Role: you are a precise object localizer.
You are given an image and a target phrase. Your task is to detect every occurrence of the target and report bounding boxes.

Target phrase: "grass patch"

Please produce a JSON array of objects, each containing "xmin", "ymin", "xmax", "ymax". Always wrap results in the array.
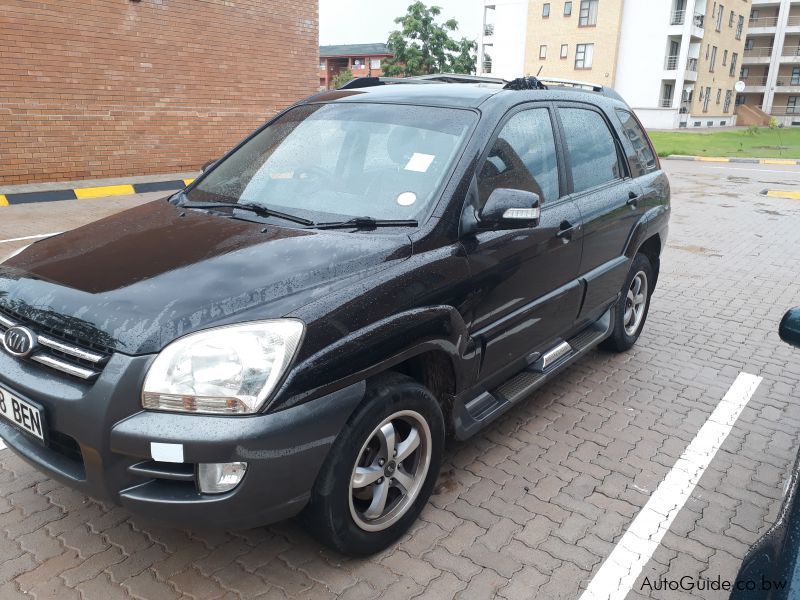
[{"xmin": 649, "ymin": 127, "xmax": 800, "ymax": 159}]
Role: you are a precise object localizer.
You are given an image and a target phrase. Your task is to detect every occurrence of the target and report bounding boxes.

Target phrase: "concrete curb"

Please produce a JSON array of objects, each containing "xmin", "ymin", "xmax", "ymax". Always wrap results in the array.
[
  {"xmin": 0, "ymin": 177, "xmax": 195, "ymax": 207},
  {"xmin": 663, "ymin": 155, "xmax": 800, "ymax": 165}
]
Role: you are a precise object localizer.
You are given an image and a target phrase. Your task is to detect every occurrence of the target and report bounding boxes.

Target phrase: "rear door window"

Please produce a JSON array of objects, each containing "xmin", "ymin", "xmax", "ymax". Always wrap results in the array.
[
  {"xmin": 558, "ymin": 107, "xmax": 623, "ymax": 194},
  {"xmin": 615, "ymin": 109, "xmax": 658, "ymax": 176}
]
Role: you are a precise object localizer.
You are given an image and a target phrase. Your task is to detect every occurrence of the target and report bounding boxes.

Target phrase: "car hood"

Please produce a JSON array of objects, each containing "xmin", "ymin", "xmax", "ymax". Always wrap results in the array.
[{"xmin": 0, "ymin": 200, "xmax": 411, "ymax": 355}]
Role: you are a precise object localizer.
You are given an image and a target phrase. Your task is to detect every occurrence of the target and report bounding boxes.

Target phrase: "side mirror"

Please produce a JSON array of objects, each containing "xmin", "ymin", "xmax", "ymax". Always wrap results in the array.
[
  {"xmin": 780, "ymin": 308, "xmax": 800, "ymax": 349},
  {"xmin": 479, "ymin": 188, "xmax": 541, "ymax": 229},
  {"xmin": 201, "ymin": 159, "xmax": 218, "ymax": 172}
]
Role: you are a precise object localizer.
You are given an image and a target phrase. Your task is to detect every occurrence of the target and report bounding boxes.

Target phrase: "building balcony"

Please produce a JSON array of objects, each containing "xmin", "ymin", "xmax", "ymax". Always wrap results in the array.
[
  {"xmin": 775, "ymin": 77, "xmax": 800, "ymax": 93},
  {"xmin": 743, "ymin": 47, "xmax": 774, "ymax": 63},
  {"xmin": 484, "ymin": 23, "xmax": 495, "ymax": 36},
  {"xmin": 770, "ymin": 105, "xmax": 800, "ymax": 116},
  {"xmin": 748, "ymin": 16, "xmax": 779, "ymax": 32},
  {"xmin": 664, "ymin": 55, "xmax": 679, "ymax": 70},
  {"xmin": 780, "ymin": 46, "xmax": 800, "ymax": 62},
  {"xmin": 659, "ymin": 98, "xmax": 674, "ymax": 108}
]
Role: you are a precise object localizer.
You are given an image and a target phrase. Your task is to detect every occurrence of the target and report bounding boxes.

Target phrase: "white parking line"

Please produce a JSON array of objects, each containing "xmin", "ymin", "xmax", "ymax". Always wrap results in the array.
[
  {"xmin": 0, "ymin": 232, "xmax": 62, "ymax": 244},
  {"xmin": 580, "ymin": 372, "xmax": 763, "ymax": 600}
]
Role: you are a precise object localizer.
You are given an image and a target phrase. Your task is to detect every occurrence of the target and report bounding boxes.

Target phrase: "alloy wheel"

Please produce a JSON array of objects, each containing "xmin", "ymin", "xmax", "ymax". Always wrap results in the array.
[
  {"xmin": 348, "ymin": 410, "xmax": 432, "ymax": 532},
  {"xmin": 624, "ymin": 271, "xmax": 648, "ymax": 336}
]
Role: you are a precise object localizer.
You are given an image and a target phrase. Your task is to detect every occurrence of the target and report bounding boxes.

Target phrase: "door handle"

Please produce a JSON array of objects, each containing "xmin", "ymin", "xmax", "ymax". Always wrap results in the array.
[
  {"xmin": 627, "ymin": 191, "xmax": 640, "ymax": 207},
  {"xmin": 556, "ymin": 221, "xmax": 576, "ymax": 241}
]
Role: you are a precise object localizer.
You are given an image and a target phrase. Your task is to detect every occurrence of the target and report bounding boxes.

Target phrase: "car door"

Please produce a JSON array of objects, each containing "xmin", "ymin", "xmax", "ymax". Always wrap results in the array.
[
  {"xmin": 556, "ymin": 103, "xmax": 645, "ymax": 323},
  {"xmin": 462, "ymin": 104, "xmax": 583, "ymax": 382}
]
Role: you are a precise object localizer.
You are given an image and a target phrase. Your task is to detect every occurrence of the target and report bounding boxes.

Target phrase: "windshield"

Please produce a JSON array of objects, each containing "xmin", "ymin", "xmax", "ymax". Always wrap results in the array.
[{"xmin": 186, "ymin": 103, "xmax": 477, "ymax": 224}]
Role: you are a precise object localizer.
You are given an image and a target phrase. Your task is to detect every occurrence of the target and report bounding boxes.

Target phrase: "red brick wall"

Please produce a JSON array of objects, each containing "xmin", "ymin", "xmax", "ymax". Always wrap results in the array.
[{"xmin": 0, "ymin": 0, "xmax": 318, "ymax": 185}]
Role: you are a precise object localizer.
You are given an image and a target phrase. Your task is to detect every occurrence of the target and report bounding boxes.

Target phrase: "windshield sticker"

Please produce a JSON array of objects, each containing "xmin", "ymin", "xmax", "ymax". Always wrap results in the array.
[
  {"xmin": 405, "ymin": 153, "xmax": 435, "ymax": 173},
  {"xmin": 397, "ymin": 192, "xmax": 417, "ymax": 206}
]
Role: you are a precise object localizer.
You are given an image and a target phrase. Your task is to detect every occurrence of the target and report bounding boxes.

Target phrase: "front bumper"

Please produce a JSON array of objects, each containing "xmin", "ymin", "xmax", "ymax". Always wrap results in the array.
[{"xmin": 0, "ymin": 350, "xmax": 365, "ymax": 529}]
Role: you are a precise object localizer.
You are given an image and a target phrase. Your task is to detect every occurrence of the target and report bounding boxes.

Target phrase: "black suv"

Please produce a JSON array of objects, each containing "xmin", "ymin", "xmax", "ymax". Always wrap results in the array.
[{"xmin": 0, "ymin": 76, "xmax": 669, "ymax": 556}]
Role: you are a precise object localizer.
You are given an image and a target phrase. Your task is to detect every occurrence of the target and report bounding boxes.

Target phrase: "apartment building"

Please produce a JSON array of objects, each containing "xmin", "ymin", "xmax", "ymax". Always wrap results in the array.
[
  {"xmin": 319, "ymin": 44, "xmax": 393, "ymax": 90},
  {"xmin": 479, "ymin": 0, "xmax": 751, "ymax": 129},
  {"xmin": 737, "ymin": 0, "xmax": 800, "ymax": 125}
]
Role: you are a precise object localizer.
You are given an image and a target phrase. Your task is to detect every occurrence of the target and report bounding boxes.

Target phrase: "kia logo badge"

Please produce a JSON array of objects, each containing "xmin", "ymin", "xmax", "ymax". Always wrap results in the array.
[{"xmin": 3, "ymin": 326, "xmax": 37, "ymax": 358}]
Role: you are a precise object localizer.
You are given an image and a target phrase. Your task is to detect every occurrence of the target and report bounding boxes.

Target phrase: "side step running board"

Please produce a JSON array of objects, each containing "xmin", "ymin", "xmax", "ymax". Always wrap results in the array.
[{"xmin": 455, "ymin": 308, "xmax": 613, "ymax": 439}]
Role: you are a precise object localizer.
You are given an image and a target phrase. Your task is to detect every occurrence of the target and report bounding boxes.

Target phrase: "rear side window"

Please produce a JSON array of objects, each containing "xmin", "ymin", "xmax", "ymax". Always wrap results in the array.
[
  {"xmin": 615, "ymin": 109, "xmax": 657, "ymax": 176},
  {"xmin": 478, "ymin": 108, "xmax": 559, "ymax": 205},
  {"xmin": 559, "ymin": 107, "xmax": 622, "ymax": 193}
]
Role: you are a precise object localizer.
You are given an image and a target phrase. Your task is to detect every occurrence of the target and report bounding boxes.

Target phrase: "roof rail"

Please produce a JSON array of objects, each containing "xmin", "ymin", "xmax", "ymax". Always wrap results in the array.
[
  {"xmin": 535, "ymin": 77, "xmax": 603, "ymax": 91},
  {"xmin": 535, "ymin": 77, "xmax": 625, "ymax": 101},
  {"xmin": 412, "ymin": 73, "xmax": 508, "ymax": 85},
  {"xmin": 338, "ymin": 76, "xmax": 434, "ymax": 89},
  {"xmin": 338, "ymin": 74, "xmax": 508, "ymax": 90}
]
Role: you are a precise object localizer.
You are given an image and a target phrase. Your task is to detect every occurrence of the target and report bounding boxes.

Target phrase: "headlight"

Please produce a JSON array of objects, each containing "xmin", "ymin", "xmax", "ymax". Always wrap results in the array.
[{"xmin": 142, "ymin": 320, "xmax": 304, "ymax": 414}]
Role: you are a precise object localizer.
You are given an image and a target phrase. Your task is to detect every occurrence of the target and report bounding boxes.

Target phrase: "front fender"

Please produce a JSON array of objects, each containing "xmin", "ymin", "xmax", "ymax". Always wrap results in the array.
[{"xmin": 268, "ymin": 305, "xmax": 476, "ymax": 412}]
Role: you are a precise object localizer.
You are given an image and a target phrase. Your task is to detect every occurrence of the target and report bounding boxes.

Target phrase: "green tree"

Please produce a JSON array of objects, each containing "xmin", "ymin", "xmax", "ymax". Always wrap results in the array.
[
  {"xmin": 331, "ymin": 69, "xmax": 354, "ymax": 89},
  {"xmin": 382, "ymin": 2, "xmax": 476, "ymax": 77}
]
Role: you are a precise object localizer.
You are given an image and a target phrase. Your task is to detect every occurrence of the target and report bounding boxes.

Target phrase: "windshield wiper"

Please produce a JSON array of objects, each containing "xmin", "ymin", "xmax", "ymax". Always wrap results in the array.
[
  {"xmin": 311, "ymin": 217, "xmax": 419, "ymax": 230},
  {"xmin": 180, "ymin": 201, "xmax": 314, "ymax": 226}
]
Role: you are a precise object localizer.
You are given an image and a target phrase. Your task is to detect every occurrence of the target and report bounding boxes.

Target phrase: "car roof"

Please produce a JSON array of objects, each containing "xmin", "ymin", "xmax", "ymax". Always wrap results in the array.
[{"xmin": 303, "ymin": 81, "xmax": 628, "ymax": 111}]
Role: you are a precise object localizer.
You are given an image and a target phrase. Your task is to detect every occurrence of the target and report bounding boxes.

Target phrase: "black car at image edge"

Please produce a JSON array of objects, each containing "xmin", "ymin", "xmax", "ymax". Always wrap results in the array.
[{"xmin": 0, "ymin": 75, "xmax": 670, "ymax": 555}]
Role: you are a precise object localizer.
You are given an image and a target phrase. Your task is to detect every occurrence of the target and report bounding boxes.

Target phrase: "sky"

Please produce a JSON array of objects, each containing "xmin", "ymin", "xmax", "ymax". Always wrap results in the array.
[{"xmin": 319, "ymin": 0, "xmax": 482, "ymax": 47}]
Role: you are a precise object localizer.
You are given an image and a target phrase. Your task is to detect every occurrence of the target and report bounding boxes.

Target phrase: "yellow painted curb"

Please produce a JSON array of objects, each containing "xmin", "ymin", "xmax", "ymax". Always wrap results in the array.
[
  {"xmin": 0, "ymin": 195, "xmax": 8, "ymax": 207},
  {"xmin": 183, "ymin": 178, "xmax": 195, "ymax": 186},
  {"xmin": 766, "ymin": 190, "xmax": 800, "ymax": 200},
  {"xmin": 696, "ymin": 157, "xmax": 731, "ymax": 163},
  {"xmin": 761, "ymin": 159, "xmax": 797, "ymax": 165},
  {"xmin": 74, "ymin": 184, "xmax": 136, "ymax": 199}
]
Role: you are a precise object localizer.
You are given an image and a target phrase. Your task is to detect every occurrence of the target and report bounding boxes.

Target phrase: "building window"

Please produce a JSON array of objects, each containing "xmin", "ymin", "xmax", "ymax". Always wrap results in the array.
[
  {"xmin": 724, "ymin": 90, "xmax": 732, "ymax": 113},
  {"xmin": 703, "ymin": 86, "xmax": 711, "ymax": 112},
  {"xmin": 705, "ymin": 44, "xmax": 710, "ymax": 60},
  {"xmin": 729, "ymin": 53, "xmax": 738, "ymax": 77},
  {"xmin": 740, "ymin": 66, "xmax": 749, "ymax": 79},
  {"xmin": 370, "ymin": 58, "xmax": 381, "ymax": 70},
  {"xmin": 736, "ymin": 15, "xmax": 744, "ymax": 40},
  {"xmin": 564, "ymin": 1, "xmax": 572, "ymax": 16},
  {"xmin": 352, "ymin": 58, "xmax": 366, "ymax": 70},
  {"xmin": 561, "ymin": 44, "xmax": 569, "ymax": 58},
  {"xmin": 729, "ymin": 10, "xmax": 735, "ymax": 27},
  {"xmin": 716, "ymin": 88, "xmax": 722, "ymax": 104},
  {"xmin": 579, "ymin": 0, "xmax": 598, "ymax": 26},
  {"xmin": 716, "ymin": 4, "xmax": 724, "ymax": 31},
  {"xmin": 792, "ymin": 67, "xmax": 800, "ymax": 86},
  {"xmin": 709, "ymin": 46, "xmax": 717, "ymax": 72},
  {"xmin": 543, "ymin": 3, "xmax": 551, "ymax": 17},
  {"xmin": 788, "ymin": 96, "xmax": 798, "ymax": 114},
  {"xmin": 744, "ymin": 38, "xmax": 754, "ymax": 51},
  {"xmin": 540, "ymin": 44, "xmax": 548, "ymax": 59},
  {"xmin": 722, "ymin": 50, "xmax": 728, "ymax": 66},
  {"xmin": 575, "ymin": 43, "xmax": 594, "ymax": 68}
]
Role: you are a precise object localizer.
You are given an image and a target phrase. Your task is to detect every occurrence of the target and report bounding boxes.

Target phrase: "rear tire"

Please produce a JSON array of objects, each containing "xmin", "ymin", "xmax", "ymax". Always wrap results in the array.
[
  {"xmin": 600, "ymin": 253, "xmax": 654, "ymax": 352},
  {"xmin": 302, "ymin": 373, "xmax": 444, "ymax": 556}
]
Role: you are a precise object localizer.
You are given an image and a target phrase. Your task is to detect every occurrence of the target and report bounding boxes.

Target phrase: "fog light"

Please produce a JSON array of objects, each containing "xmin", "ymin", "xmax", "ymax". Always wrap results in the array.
[{"xmin": 197, "ymin": 462, "xmax": 247, "ymax": 494}]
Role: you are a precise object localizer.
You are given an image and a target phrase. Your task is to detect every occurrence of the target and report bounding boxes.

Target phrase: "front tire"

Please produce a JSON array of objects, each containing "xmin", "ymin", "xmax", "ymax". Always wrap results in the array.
[
  {"xmin": 601, "ymin": 253, "xmax": 655, "ymax": 352},
  {"xmin": 303, "ymin": 373, "xmax": 444, "ymax": 556}
]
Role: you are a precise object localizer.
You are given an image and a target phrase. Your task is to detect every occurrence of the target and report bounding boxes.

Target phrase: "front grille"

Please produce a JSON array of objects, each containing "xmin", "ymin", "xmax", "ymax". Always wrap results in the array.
[{"xmin": 0, "ymin": 307, "xmax": 112, "ymax": 380}]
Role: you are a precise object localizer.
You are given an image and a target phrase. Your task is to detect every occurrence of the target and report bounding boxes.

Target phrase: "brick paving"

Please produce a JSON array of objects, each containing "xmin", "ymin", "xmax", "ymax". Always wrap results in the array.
[{"xmin": 0, "ymin": 161, "xmax": 799, "ymax": 599}]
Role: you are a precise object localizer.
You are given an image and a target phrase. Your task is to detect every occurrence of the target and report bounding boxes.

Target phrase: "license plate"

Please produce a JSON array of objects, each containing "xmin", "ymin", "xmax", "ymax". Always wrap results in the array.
[{"xmin": 0, "ymin": 385, "xmax": 46, "ymax": 443}]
